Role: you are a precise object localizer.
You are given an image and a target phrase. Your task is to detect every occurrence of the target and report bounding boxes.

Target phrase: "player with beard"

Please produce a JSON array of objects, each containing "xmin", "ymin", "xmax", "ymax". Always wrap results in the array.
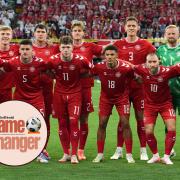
[
  {"xmin": 157, "ymin": 25, "xmax": 180, "ymax": 158},
  {"xmin": 128, "ymin": 53, "xmax": 180, "ymax": 165}
]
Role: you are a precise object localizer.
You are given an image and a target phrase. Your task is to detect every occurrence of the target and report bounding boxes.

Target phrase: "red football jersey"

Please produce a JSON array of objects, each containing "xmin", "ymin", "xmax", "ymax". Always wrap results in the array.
[
  {"xmin": 33, "ymin": 43, "xmax": 60, "ymax": 85},
  {"xmin": 0, "ymin": 44, "xmax": 19, "ymax": 89},
  {"xmin": 92, "ymin": 60, "xmax": 134, "ymax": 100},
  {"xmin": 73, "ymin": 42, "xmax": 102, "ymax": 88},
  {"xmin": 49, "ymin": 53, "xmax": 92, "ymax": 94},
  {"xmin": 114, "ymin": 38, "xmax": 156, "ymax": 65},
  {"xmin": 0, "ymin": 56, "xmax": 47, "ymax": 103},
  {"xmin": 114, "ymin": 38, "xmax": 156, "ymax": 89},
  {"xmin": 33, "ymin": 44, "xmax": 59, "ymax": 62},
  {"xmin": 134, "ymin": 64, "xmax": 180, "ymax": 106}
]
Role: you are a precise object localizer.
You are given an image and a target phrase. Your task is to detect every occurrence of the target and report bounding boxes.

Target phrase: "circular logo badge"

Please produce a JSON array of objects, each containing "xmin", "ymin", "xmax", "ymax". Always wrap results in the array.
[
  {"xmin": 29, "ymin": 66, "xmax": 35, "ymax": 72},
  {"xmin": 135, "ymin": 45, "xmax": 141, "ymax": 50},
  {"xmin": 45, "ymin": 50, "xmax": 50, "ymax": 56},
  {"xmin": 0, "ymin": 101, "xmax": 47, "ymax": 166},
  {"xmin": 115, "ymin": 72, "xmax": 121, "ymax": 78},
  {"xmin": 80, "ymin": 46, "xmax": 86, "ymax": 52},
  {"xmin": 69, "ymin": 65, "xmax": 75, "ymax": 70},
  {"xmin": 9, "ymin": 51, "xmax": 14, "ymax": 57},
  {"xmin": 157, "ymin": 77, "xmax": 163, "ymax": 82}
]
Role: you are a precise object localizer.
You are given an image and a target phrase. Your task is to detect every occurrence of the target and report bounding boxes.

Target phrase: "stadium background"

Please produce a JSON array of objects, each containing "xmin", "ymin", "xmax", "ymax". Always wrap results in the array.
[
  {"xmin": 1, "ymin": 0, "xmax": 179, "ymax": 46},
  {"xmin": 0, "ymin": 0, "xmax": 180, "ymax": 179}
]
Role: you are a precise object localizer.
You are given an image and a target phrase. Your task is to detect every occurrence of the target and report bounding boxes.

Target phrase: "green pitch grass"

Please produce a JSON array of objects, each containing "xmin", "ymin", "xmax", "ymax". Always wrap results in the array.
[{"xmin": 1, "ymin": 81, "xmax": 180, "ymax": 180}]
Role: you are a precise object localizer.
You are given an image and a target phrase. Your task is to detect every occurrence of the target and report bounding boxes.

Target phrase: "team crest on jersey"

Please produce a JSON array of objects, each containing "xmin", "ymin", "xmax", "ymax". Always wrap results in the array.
[
  {"xmin": 157, "ymin": 77, "xmax": 163, "ymax": 82},
  {"xmin": 29, "ymin": 66, "xmax": 35, "ymax": 72},
  {"xmin": 104, "ymin": 72, "xmax": 107, "ymax": 76},
  {"xmin": 69, "ymin": 65, "xmax": 75, "ymax": 70},
  {"xmin": 135, "ymin": 45, "xmax": 141, "ymax": 51},
  {"xmin": 17, "ymin": 67, "xmax": 21, "ymax": 71},
  {"xmin": 58, "ymin": 65, "xmax": 62, "ymax": 69},
  {"xmin": 115, "ymin": 72, "xmax": 121, "ymax": 78},
  {"xmin": 122, "ymin": 46, "xmax": 126, "ymax": 49},
  {"xmin": 45, "ymin": 50, "xmax": 50, "ymax": 56},
  {"xmin": 176, "ymin": 51, "xmax": 180, "ymax": 56},
  {"xmin": 146, "ymin": 76, "xmax": 150, "ymax": 79},
  {"xmin": 9, "ymin": 51, "xmax": 14, "ymax": 57},
  {"xmin": 80, "ymin": 46, "xmax": 86, "ymax": 52}
]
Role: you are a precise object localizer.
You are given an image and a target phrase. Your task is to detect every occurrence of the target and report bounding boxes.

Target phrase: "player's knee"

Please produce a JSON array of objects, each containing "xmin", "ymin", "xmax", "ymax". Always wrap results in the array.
[
  {"xmin": 145, "ymin": 128, "xmax": 153, "ymax": 135},
  {"xmin": 166, "ymin": 120, "xmax": 176, "ymax": 131},
  {"xmin": 167, "ymin": 125, "xmax": 176, "ymax": 132}
]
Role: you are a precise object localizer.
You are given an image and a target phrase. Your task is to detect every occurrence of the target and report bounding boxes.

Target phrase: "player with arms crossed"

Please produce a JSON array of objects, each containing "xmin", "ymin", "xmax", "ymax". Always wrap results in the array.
[
  {"xmin": 0, "ymin": 26, "xmax": 19, "ymax": 103},
  {"xmin": 32, "ymin": 24, "xmax": 60, "ymax": 161},
  {"xmin": 129, "ymin": 53, "xmax": 179, "ymax": 165},
  {"xmin": 49, "ymin": 36, "xmax": 91, "ymax": 164},
  {"xmin": 92, "ymin": 45, "xmax": 135, "ymax": 163},
  {"xmin": 112, "ymin": 16, "xmax": 156, "ymax": 160},
  {"xmin": 157, "ymin": 25, "xmax": 180, "ymax": 158}
]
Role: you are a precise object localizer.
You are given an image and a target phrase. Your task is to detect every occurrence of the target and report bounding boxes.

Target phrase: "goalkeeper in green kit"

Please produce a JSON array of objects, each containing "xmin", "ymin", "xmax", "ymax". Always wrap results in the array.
[{"xmin": 157, "ymin": 25, "xmax": 180, "ymax": 158}]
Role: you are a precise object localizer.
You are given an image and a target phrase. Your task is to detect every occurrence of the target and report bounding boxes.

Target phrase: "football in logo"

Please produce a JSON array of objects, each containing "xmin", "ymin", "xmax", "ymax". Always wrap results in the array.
[{"xmin": 26, "ymin": 117, "xmax": 41, "ymax": 132}]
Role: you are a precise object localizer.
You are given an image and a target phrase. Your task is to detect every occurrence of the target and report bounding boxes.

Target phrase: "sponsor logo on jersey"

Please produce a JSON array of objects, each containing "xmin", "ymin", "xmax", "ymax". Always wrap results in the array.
[
  {"xmin": 29, "ymin": 66, "xmax": 35, "ymax": 72},
  {"xmin": 9, "ymin": 51, "xmax": 14, "ymax": 57},
  {"xmin": 69, "ymin": 65, "xmax": 75, "ymax": 70},
  {"xmin": 115, "ymin": 72, "xmax": 121, "ymax": 77},
  {"xmin": 135, "ymin": 45, "xmax": 141, "ymax": 50},
  {"xmin": 157, "ymin": 77, "xmax": 163, "ymax": 82}
]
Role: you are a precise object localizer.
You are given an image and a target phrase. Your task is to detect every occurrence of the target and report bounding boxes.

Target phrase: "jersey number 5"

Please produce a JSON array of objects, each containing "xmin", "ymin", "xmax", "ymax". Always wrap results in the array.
[{"xmin": 23, "ymin": 75, "xmax": 27, "ymax": 83}]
